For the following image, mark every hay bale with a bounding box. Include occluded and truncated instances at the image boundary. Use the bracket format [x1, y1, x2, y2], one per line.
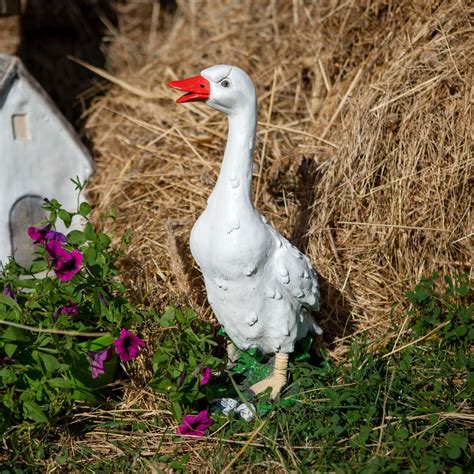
[85, 0, 472, 342]
[0, 15, 20, 54]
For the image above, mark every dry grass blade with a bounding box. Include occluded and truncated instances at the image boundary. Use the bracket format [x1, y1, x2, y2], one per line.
[71, 56, 166, 99]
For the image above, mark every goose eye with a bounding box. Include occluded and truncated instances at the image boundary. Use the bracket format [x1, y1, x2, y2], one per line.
[220, 79, 230, 88]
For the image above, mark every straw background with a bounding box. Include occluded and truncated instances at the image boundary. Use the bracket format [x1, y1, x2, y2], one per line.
[82, 0, 472, 348]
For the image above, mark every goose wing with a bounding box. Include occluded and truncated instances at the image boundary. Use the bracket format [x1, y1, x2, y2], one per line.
[264, 221, 320, 311]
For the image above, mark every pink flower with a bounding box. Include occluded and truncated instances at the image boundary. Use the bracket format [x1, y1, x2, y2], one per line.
[60, 301, 79, 316]
[28, 224, 66, 245]
[99, 293, 110, 308]
[176, 410, 214, 437]
[193, 365, 212, 385]
[113, 328, 145, 362]
[52, 300, 79, 321]
[46, 241, 83, 282]
[3, 284, 16, 301]
[86, 347, 111, 379]
[1, 355, 17, 366]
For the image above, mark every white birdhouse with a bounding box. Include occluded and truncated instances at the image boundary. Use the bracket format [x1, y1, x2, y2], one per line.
[0, 54, 93, 267]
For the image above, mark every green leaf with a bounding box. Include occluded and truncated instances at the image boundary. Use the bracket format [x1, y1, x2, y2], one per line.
[122, 229, 132, 245]
[394, 428, 409, 440]
[86, 247, 97, 266]
[175, 309, 186, 325]
[160, 308, 176, 327]
[446, 433, 468, 449]
[48, 378, 71, 389]
[11, 278, 37, 289]
[0, 367, 17, 384]
[58, 209, 73, 228]
[358, 426, 371, 445]
[29, 260, 49, 274]
[78, 335, 114, 352]
[98, 233, 111, 248]
[79, 202, 92, 217]
[84, 222, 96, 241]
[447, 446, 461, 460]
[170, 453, 190, 471]
[67, 230, 86, 245]
[182, 308, 196, 322]
[152, 351, 170, 367]
[466, 372, 474, 391]
[150, 378, 173, 393]
[1, 326, 30, 342]
[171, 401, 182, 420]
[38, 352, 60, 372]
[4, 343, 17, 358]
[0, 294, 21, 310]
[23, 401, 48, 423]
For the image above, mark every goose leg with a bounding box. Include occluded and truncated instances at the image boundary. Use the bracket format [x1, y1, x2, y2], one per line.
[226, 341, 240, 369]
[250, 353, 289, 399]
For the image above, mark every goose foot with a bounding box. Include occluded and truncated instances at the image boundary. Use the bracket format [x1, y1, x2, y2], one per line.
[226, 341, 240, 369]
[250, 353, 289, 399]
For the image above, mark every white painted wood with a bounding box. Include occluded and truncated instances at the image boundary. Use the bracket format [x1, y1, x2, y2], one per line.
[9, 195, 47, 267]
[0, 55, 93, 266]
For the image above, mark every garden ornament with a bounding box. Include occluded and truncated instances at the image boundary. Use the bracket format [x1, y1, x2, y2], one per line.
[0, 54, 92, 268]
[169, 65, 321, 398]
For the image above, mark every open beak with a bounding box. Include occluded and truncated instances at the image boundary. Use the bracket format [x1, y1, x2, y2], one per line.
[168, 75, 210, 103]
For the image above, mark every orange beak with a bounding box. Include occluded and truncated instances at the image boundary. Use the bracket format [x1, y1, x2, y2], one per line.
[168, 75, 210, 103]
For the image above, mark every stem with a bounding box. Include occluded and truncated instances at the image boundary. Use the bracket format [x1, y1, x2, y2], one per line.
[381, 321, 450, 358]
[0, 319, 110, 338]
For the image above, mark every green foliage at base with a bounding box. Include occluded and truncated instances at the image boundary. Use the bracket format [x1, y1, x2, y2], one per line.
[1, 208, 472, 474]
[0, 190, 148, 440]
[149, 306, 223, 420]
[211, 272, 472, 472]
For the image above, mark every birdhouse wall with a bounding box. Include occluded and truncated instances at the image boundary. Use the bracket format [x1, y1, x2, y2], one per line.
[0, 76, 92, 264]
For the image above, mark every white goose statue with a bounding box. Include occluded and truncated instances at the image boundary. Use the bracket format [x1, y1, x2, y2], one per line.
[169, 65, 321, 398]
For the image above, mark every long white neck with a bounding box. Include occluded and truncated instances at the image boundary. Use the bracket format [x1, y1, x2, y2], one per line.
[210, 106, 257, 206]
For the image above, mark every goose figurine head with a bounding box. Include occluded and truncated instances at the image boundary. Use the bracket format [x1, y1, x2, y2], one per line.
[168, 65, 256, 117]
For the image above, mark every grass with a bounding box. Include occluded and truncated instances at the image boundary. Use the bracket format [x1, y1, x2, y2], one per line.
[1, 273, 472, 472]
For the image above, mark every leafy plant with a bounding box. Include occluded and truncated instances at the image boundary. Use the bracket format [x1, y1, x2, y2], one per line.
[0, 189, 147, 437]
[150, 306, 223, 420]
[209, 272, 473, 472]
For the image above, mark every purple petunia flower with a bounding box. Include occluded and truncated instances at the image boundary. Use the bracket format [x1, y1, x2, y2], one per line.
[3, 284, 16, 301]
[113, 328, 145, 362]
[86, 347, 111, 379]
[46, 241, 83, 282]
[52, 300, 79, 321]
[99, 293, 110, 308]
[28, 224, 66, 245]
[193, 365, 212, 386]
[176, 410, 214, 437]
[1, 355, 17, 366]
[177, 370, 187, 388]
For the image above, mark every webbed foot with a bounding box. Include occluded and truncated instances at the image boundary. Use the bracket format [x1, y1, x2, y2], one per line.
[226, 341, 240, 369]
[250, 353, 289, 399]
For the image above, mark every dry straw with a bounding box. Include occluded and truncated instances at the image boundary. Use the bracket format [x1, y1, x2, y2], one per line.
[84, 0, 472, 348]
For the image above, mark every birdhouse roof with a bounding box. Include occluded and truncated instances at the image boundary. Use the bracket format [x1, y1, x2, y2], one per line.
[0, 54, 18, 94]
[0, 53, 94, 170]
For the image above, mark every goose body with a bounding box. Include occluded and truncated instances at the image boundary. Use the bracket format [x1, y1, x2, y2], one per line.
[191, 194, 320, 354]
[169, 65, 321, 395]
